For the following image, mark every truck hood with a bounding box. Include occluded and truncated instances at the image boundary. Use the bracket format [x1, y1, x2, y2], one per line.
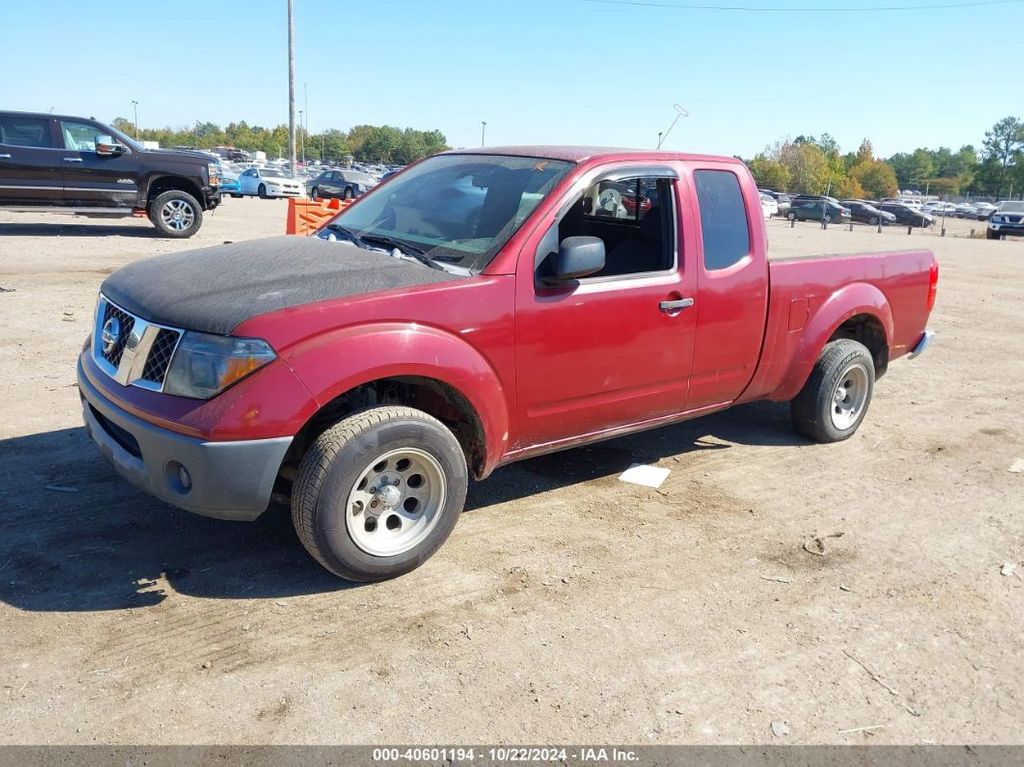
[100, 236, 461, 335]
[142, 148, 215, 164]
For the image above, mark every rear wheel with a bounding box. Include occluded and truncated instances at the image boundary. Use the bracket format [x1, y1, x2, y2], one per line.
[791, 339, 875, 443]
[869, 216, 879, 226]
[148, 189, 202, 238]
[291, 406, 469, 581]
[310, 186, 320, 201]
[787, 211, 796, 221]
[344, 186, 355, 199]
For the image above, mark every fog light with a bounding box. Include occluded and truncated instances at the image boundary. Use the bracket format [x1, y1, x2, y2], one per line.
[165, 460, 192, 496]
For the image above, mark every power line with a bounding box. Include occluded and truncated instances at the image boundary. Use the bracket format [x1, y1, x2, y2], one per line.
[581, 0, 1022, 12]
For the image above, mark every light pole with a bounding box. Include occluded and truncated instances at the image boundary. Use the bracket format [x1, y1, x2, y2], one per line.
[131, 100, 139, 139]
[481, 121, 486, 147]
[656, 104, 688, 150]
[287, 0, 296, 175]
[299, 110, 304, 164]
[656, 131, 662, 149]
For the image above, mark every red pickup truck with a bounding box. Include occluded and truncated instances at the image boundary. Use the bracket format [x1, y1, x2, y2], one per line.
[78, 147, 937, 581]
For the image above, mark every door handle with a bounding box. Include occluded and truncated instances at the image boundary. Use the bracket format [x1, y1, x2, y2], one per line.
[659, 297, 694, 313]
[0, 153, 11, 159]
[63, 157, 83, 163]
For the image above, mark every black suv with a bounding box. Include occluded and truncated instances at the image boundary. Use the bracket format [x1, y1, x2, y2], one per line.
[0, 111, 220, 237]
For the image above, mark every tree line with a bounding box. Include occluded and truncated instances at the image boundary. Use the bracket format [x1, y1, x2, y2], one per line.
[109, 118, 448, 165]
[746, 116, 1024, 200]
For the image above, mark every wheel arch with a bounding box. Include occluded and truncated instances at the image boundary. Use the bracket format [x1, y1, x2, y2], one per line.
[146, 175, 204, 208]
[775, 282, 893, 401]
[279, 323, 511, 481]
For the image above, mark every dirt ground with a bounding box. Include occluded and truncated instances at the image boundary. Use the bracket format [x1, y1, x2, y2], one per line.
[0, 201, 1021, 745]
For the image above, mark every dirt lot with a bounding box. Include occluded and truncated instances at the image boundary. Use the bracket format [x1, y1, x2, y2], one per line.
[0, 201, 1021, 745]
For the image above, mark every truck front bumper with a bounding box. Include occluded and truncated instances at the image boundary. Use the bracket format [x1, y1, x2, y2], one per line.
[78, 358, 291, 521]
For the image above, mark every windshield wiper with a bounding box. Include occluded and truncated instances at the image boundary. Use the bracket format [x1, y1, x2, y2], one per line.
[322, 223, 365, 246]
[358, 234, 448, 271]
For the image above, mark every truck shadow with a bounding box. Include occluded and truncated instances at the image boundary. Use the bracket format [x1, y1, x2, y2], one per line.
[0, 222, 159, 238]
[0, 402, 801, 612]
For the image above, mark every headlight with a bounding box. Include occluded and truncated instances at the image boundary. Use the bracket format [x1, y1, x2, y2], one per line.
[164, 332, 276, 399]
[208, 162, 221, 185]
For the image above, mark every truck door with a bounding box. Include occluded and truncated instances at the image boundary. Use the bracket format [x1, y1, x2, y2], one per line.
[686, 164, 769, 409]
[513, 166, 698, 449]
[0, 113, 61, 206]
[58, 119, 139, 208]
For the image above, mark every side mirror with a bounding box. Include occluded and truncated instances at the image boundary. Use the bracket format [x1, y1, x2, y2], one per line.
[548, 236, 605, 282]
[95, 136, 125, 156]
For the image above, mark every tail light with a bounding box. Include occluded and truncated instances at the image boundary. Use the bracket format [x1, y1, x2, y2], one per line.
[927, 260, 939, 311]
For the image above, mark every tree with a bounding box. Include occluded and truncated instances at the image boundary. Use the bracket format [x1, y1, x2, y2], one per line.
[748, 155, 791, 191]
[981, 116, 1024, 194]
[851, 160, 898, 199]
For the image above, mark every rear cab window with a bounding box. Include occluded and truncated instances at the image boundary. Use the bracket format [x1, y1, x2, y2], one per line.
[694, 170, 751, 271]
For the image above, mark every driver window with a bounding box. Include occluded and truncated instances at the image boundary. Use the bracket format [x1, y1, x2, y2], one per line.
[60, 121, 103, 153]
[549, 176, 675, 278]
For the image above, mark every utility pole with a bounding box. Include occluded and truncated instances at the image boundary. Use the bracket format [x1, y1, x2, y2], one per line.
[481, 121, 486, 147]
[299, 110, 305, 164]
[131, 100, 139, 139]
[287, 0, 296, 176]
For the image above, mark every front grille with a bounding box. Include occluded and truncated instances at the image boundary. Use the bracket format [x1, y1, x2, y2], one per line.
[93, 296, 184, 391]
[141, 328, 181, 383]
[101, 303, 135, 368]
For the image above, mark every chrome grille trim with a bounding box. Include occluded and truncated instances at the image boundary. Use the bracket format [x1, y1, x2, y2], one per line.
[92, 295, 184, 392]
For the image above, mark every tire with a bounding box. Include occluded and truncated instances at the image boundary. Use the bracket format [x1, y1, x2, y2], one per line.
[230, 193, 242, 199]
[787, 211, 796, 221]
[791, 339, 875, 443]
[344, 186, 355, 199]
[869, 216, 879, 226]
[291, 406, 469, 582]
[310, 186, 320, 201]
[824, 215, 832, 224]
[258, 183, 268, 199]
[987, 229, 1000, 240]
[148, 189, 203, 238]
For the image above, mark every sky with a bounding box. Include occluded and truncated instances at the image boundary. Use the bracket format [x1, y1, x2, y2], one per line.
[2, 0, 1021, 159]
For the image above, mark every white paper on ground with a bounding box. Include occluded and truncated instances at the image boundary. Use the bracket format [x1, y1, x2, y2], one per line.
[1009, 458, 1024, 474]
[618, 463, 671, 489]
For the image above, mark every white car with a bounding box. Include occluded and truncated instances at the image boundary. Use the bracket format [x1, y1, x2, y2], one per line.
[759, 192, 779, 221]
[238, 167, 302, 198]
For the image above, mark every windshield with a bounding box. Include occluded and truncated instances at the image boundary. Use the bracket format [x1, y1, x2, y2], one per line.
[342, 171, 376, 185]
[998, 201, 1024, 212]
[262, 168, 288, 179]
[320, 153, 574, 271]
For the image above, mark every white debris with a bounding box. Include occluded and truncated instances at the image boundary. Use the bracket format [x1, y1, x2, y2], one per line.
[618, 464, 670, 489]
[770, 720, 790, 737]
[1009, 458, 1024, 473]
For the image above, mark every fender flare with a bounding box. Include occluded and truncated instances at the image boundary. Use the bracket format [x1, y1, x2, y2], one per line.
[776, 282, 893, 401]
[283, 322, 511, 475]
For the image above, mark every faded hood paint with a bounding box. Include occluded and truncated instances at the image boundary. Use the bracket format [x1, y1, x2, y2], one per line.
[100, 235, 461, 335]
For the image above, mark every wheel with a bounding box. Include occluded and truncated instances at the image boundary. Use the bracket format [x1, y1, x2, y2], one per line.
[791, 339, 875, 443]
[230, 193, 242, 199]
[787, 211, 796, 221]
[344, 186, 355, 199]
[148, 190, 203, 238]
[310, 186, 320, 201]
[986, 229, 1000, 240]
[291, 406, 469, 582]
[869, 216, 879, 226]
[258, 183, 268, 199]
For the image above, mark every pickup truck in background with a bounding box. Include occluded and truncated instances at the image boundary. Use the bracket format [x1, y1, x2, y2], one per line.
[77, 146, 938, 581]
[0, 110, 220, 237]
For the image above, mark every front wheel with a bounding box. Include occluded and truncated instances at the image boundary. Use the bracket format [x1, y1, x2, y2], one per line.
[791, 339, 875, 443]
[344, 186, 355, 199]
[869, 216, 879, 226]
[310, 186, 320, 201]
[148, 190, 203, 238]
[823, 214, 832, 224]
[258, 183, 268, 199]
[787, 211, 796, 221]
[291, 406, 469, 581]
[986, 229, 1000, 240]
